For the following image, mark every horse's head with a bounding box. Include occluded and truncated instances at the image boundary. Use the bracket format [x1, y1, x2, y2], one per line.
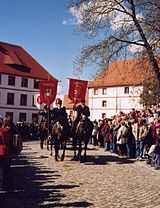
[76, 120, 85, 135]
[53, 122, 63, 136]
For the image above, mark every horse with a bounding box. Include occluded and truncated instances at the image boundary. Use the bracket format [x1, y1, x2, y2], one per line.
[38, 122, 48, 150]
[50, 121, 67, 161]
[72, 115, 93, 162]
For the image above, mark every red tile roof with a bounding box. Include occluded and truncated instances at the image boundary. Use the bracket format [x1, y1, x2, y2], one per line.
[63, 95, 74, 109]
[89, 58, 158, 88]
[63, 94, 89, 110]
[0, 41, 57, 81]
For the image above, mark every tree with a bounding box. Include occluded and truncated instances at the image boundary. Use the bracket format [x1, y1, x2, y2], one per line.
[140, 82, 160, 106]
[69, 0, 160, 82]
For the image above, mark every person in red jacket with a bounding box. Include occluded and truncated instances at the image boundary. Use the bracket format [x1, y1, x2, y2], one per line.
[0, 117, 16, 190]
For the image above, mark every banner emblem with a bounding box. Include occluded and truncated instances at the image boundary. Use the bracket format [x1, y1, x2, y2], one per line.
[68, 78, 88, 104]
[39, 79, 58, 106]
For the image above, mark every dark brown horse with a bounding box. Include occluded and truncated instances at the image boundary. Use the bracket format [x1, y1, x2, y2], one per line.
[38, 122, 48, 150]
[50, 122, 67, 161]
[73, 116, 93, 162]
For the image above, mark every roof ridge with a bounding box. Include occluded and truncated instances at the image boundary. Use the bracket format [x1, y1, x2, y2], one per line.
[0, 41, 21, 48]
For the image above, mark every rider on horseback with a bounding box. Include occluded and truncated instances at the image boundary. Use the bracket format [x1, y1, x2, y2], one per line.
[50, 98, 70, 134]
[72, 99, 90, 136]
[50, 98, 69, 161]
[72, 101, 93, 161]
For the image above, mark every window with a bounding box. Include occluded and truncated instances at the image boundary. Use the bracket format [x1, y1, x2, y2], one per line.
[94, 88, 99, 95]
[102, 88, 107, 95]
[102, 113, 106, 119]
[6, 112, 13, 120]
[32, 113, 38, 123]
[124, 86, 129, 94]
[19, 113, 26, 122]
[102, 100, 107, 107]
[7, 93, 15, 105]
[20, 94, 27, 106]
[32, 95, 35, 106]
[21, 78, 28, 87]
[8, 75, 15, 86]
[33, 79, 39, 89]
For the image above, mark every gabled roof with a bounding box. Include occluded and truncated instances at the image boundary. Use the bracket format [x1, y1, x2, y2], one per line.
[0, 41, 57, 81]
[89, 58, 157, 88]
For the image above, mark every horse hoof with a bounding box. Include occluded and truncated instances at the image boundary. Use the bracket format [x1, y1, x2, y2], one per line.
[55, 158, 58, 161]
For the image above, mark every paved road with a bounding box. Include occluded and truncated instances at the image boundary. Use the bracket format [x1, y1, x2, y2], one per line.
[0, 140, 160, 208]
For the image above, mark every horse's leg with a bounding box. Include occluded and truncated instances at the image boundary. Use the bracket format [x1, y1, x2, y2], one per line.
[40, 138, 43, 150]
[61, 138, 66, 161]
[84, 141, 88, 162]
[54, 138, 59, 161]
[78, 139, 83, 162]
[50, 138, 53, 156]
[72, 136, 77, 159]
[47, 137, 50, 151]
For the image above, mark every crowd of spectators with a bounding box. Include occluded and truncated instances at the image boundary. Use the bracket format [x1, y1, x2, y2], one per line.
[90, 103, 160, 169]
[0, 103, 160, 169]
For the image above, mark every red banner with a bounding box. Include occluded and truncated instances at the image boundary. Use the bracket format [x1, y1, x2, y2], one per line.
[39, 79, 58, 106]
[68, 78, 88, 104]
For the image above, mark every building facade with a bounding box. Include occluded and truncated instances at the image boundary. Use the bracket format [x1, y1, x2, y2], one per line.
[88, 85, 143, 120]
[0, 41, 57, 123]
[88, 58, 155, 121]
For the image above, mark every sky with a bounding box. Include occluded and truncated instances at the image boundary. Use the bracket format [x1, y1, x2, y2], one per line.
[0, 0, 91, 94]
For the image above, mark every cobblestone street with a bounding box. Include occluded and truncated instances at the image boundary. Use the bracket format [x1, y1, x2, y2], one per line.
[0, 140, 160, 208]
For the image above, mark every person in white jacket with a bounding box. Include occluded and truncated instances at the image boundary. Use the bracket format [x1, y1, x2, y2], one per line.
[117, 118, 128, 157]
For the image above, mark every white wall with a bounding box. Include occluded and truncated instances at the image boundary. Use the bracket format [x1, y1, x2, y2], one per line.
[0, 74, 39, 123]
[88, 85, 143, 121]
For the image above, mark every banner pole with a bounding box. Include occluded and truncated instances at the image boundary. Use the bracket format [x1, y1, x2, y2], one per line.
[47, 105, 50, 136]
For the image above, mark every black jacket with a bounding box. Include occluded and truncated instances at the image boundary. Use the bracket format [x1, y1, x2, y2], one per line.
[74, 105, 90, 122]
[51, 107, 68, 125]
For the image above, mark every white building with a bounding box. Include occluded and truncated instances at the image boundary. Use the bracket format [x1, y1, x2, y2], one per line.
[0, 41, 57, 123]
[88, 58, 155, 120]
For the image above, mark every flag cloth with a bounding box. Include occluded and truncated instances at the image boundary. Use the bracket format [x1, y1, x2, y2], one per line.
[39, 79, 58, 106]
[68, 78, 88, 104]
[34, 93, 43, 109]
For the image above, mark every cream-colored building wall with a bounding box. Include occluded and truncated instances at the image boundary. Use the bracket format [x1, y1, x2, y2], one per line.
[0, 73, 39, 123]
[88, 86, 143, 121]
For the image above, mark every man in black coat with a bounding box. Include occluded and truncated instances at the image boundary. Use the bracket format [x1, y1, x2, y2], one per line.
[72, 99, 90, 136]
[73, 99, 90, 123]
[51, 98, 68, 125]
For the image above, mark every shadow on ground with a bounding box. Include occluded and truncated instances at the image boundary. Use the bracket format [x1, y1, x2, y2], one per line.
[83, 154, 136, 165]
[0, 151, 93, 208]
